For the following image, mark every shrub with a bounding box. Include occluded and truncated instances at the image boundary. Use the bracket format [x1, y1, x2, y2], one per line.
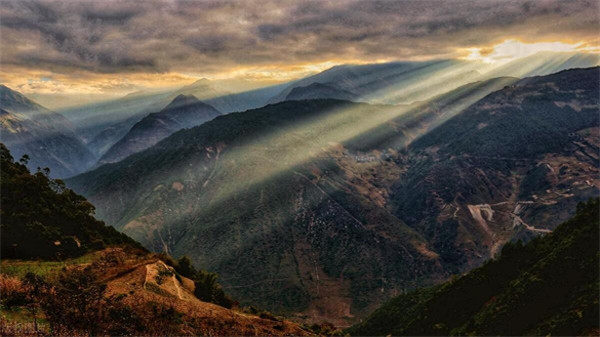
[0, 274, 25, 308]
[171, 256, 235, 308]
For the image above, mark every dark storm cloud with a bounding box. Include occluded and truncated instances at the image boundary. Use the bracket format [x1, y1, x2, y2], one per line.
[1, 0, 597, 75]
[82, 8, 139, 25]
[1, 0, 156, 73]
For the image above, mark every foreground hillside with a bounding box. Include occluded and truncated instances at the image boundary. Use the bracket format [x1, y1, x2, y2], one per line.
[67, 67, 599, 324]
[1, 248, 312, 336]
[0, 145, 311, 336]
[348, 198, 599, 336]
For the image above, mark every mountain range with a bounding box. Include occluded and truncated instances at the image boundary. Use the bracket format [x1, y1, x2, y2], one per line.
[268, 52, 599, 106]
[40, 51, 596, 165]
[267, 60, 479, 105]
[98, 94, 221, 165]
[0, 80, 285, 174]
[58, 80, 288, 159]
[0, 51, 598, 332]
[66, 67, 599, 324]
[0, 85, 95, 178]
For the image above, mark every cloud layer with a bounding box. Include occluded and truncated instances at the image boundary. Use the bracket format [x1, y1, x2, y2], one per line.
[1, 0, 598, 94]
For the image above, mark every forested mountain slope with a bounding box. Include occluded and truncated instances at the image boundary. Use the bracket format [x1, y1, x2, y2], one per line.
[67, 67, 599, 324]
[348, 198, 599, 336]
[0, 143, 139, 259]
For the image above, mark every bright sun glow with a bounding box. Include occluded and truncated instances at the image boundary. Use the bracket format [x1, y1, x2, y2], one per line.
[463, 40, 599, 64]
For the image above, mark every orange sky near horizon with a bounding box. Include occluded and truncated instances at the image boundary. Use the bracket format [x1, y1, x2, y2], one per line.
[1, 0, 598, 107]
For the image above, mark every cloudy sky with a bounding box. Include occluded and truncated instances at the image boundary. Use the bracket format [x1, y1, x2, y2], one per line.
[1, 0, 598, 104]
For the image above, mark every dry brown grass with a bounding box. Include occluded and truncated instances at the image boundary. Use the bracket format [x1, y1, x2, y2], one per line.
[105, 258, 313, 335]
[2, 248, 313, 336]
[0, 274, 22, 298]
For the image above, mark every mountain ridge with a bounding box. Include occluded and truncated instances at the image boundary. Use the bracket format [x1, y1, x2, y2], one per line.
[285, 83, 361, 102]
[0, 85, 96, 178]
[98, 94, 221, 165]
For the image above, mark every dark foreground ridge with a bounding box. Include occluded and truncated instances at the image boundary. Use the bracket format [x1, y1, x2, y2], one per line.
[348, 198, 600, 336]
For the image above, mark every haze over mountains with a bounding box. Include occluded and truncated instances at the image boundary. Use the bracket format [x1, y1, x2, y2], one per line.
[3, 51, 596, 178]
[1, 48, 598, 327]
[98, 94, 221, 165]
[0, 85, 95, 177]
[57, 80, 288, 160]
[286, 83, 361, 102]
[268, 52, 599, 106]
[65, 66, 599, 324]
[2, 0, 599, 334]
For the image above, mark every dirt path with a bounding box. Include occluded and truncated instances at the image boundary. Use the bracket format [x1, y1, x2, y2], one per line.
[511, 215, 552, 233]
[100, 259, 158, 285]
[157, 260, 184, 300]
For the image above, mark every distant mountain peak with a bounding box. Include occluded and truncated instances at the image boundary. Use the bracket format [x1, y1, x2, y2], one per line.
[285, 82, 360, 102]
[193, 78, 211, 84]
[96, 92, 220, 165]
[165, 94, 199, 110]
[1, 84, 26, 101]
[186, 78, 212, 89]
[0, 84, 51, 117]
[0, 86, 95, 177]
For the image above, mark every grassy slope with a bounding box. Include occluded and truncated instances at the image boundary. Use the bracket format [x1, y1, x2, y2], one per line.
[0, 248, 313, 336]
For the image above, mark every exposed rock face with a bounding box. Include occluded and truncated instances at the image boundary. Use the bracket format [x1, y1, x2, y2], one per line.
[103, 253, 313, 336]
